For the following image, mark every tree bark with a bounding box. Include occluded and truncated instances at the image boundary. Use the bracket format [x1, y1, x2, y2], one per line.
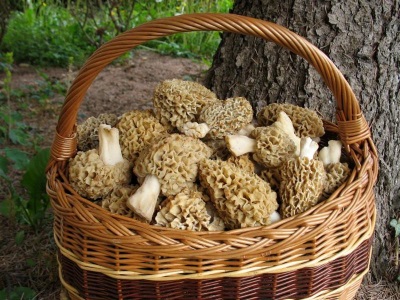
[205, 0, 400, 280]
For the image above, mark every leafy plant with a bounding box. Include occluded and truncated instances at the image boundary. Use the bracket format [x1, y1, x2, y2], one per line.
[15, 230, 25, 245]
[0, 1, 12, 45]
[21, 147, 52, 226]
[0, 52, 58, 146]
[1, 3, 92, 66]
[0, 52, 31, 146]
[133, 0, 233, 63]
[0, 148, 51, 231]
[27, 69, 68, 106]
[0, 286, 36, 300]
[0, 110, 31, 146]
[69, 0, 136, 48]
[1, 0, 233, 67]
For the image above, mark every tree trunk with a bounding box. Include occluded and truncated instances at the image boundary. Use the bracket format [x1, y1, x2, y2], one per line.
[205, 0, 400, 281]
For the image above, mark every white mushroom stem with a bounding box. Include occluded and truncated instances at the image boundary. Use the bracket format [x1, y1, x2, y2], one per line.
[312, 137, 321, 144]
[318, 140, 342, 166]
[269, 211, 281, 224]
[98, 124, 124, 166]
[299, 137, 319, 160]
[237, 123, 256, 136]
[127, 174, 161, 222]
[273, 111, 301, 155]
[178, 122, 210, 138]
[225, 135, 256, 156]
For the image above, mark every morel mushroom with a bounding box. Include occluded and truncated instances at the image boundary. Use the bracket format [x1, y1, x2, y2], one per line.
[318, 140, 351, 197]
[127, 134, 213, 221]
[271, 111, 301, 155]
[199, 159, 279, 229]
[203, 138, 231, 160]
[226, 112, 297, 168]
[76, 113, 118, 151]
[226, 154, 256, 174]
[198, 97, 253, 139]
[257, 103, 325, 138]
[237, 122, 257, 136]
[260, 168, 281, 191]
[178, 121, 210, 138]
[155, 187, 225, 231]
[153, 79, 217, 132]
[101, 185, 146, 222]
[116, 109, 168, 164]
[279, 137, 325, 218]
[68, 124, 132, 200]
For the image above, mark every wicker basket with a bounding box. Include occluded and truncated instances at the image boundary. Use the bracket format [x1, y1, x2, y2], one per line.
[46, 13, 378, 300]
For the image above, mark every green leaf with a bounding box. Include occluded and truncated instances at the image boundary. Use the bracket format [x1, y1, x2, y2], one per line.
[0, 155, 9, 179]
[0, 286, 37, 300]
[0, 125, 6, 137]
[21, 148, 51, 211]
[9, 128, 30, 145]
[0, 200, 12, 217]
[26, 258, 36, 267]
[4, 148, 30, 170]
[10, 111, 24, 122]
[15, 230, 25, 245]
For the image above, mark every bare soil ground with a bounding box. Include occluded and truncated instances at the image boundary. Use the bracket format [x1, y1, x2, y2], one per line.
[0, 50, 398, 299]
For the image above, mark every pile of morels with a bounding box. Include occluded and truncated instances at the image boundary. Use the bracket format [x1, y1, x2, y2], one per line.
[68, 79, 351, 231]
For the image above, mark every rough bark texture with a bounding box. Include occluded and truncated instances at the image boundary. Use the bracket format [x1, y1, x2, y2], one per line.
[205, 0, 400, 280]
[0, 1, 11, 45]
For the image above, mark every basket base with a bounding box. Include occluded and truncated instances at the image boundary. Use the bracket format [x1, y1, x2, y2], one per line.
[62, 272, 364, 300]
[58, 239, 371, 300]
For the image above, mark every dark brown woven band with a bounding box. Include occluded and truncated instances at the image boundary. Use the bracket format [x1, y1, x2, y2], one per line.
[59, 238, 371, 300]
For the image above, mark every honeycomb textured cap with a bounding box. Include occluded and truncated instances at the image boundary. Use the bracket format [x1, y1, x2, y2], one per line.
[227, 154, 255, 174]
[198, 159, 278, 229]
[279, 157, 325, 218]
[199, 97, 254, 139]
[257, 103, 324, 138]
[155, 187, 225, 231]
[116, 109, 168, 164]
[76, 113, 118, 151]
[134, 134, 213, 196]
[203, 138, 230, 160]
[251, 126, 296, 168]
[323, 162, 351, 196]
[68, 149, 132, 200]
[259, 168, 281, 192]
[153, 79, 217, 129]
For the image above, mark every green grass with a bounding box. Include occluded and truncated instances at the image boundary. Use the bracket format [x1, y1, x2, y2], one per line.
[0, 0, 233, 67]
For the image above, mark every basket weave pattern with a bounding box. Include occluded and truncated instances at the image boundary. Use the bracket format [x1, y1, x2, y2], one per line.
[59, 238, 372, 299]
[46, 13, 378, 299]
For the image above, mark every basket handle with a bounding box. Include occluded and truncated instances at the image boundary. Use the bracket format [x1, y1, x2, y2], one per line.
[50, 13, 374, 165]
